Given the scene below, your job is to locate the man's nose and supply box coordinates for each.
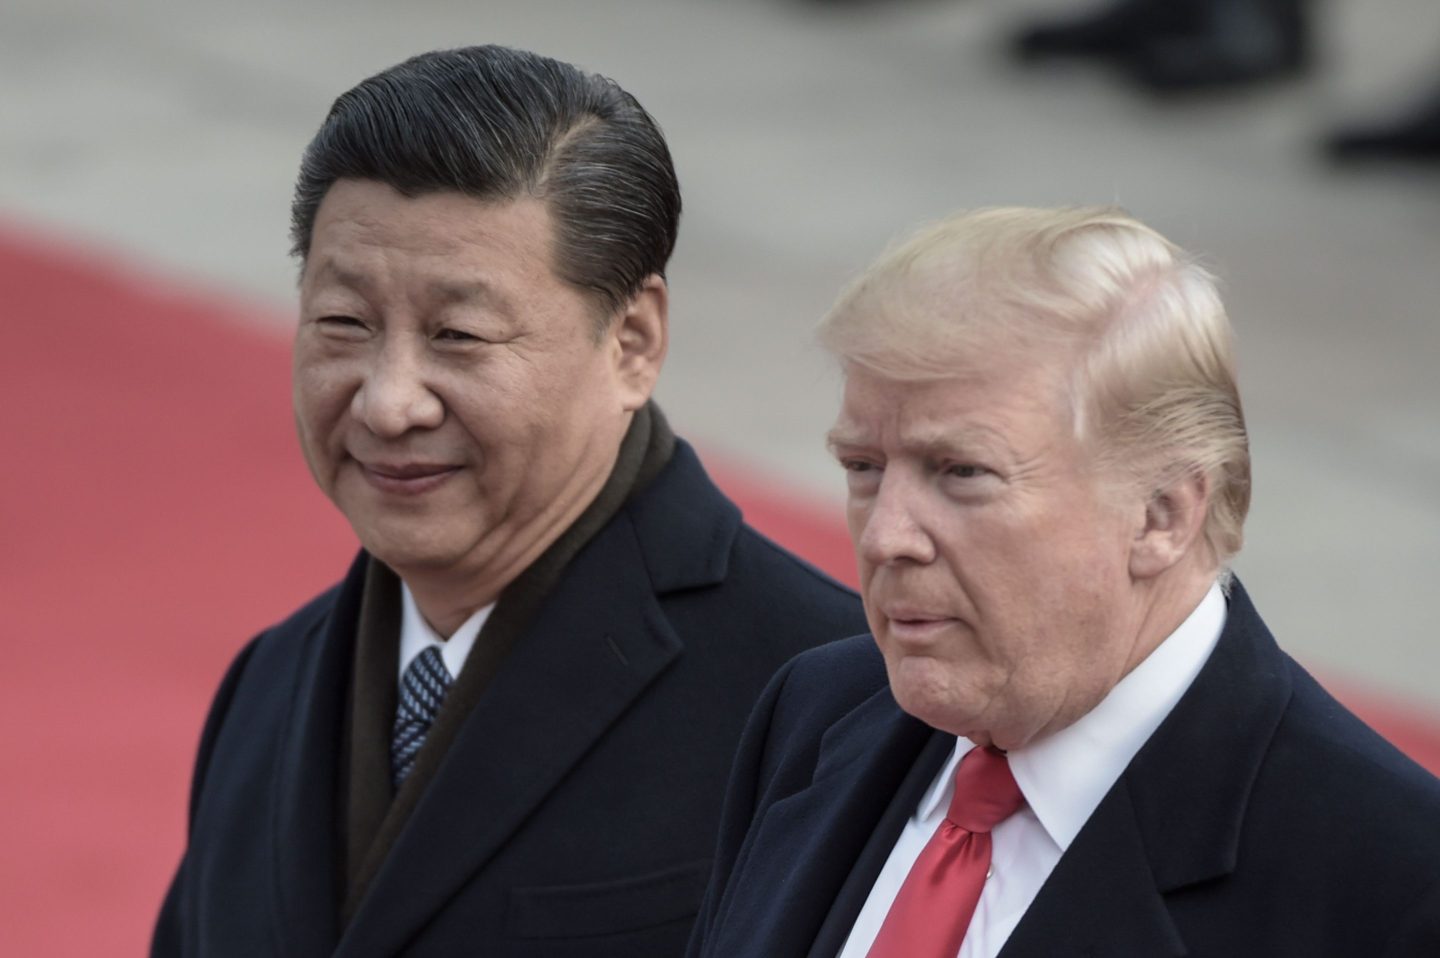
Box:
[856,472,936,567]
[351,344,444,438]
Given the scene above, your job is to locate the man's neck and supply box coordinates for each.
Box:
[394,402,671,637]
[1122,559,1220,680]
[402,456,619,637]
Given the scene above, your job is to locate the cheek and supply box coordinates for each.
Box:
[294,351,355,416]
[1006,568,1124,699]
[860,598,886,646]
[470,352,574,429]
[852,541,883,633]
[293,364,362,470]
[846,501,875,567]
[845,500,867,539]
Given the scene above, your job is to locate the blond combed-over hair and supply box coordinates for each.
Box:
[818,206,1251,564]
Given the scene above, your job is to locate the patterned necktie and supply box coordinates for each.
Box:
[391,645,453,788]
[866,746,1026,958]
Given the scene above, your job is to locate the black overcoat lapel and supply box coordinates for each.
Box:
[807,728,954,957]
[999,581,1293,957]
[269,552,369,955]
[332,501,713,956]
[998,784,1187,958]
[707,691,936,958]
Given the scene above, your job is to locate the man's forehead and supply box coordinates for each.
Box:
[308,182,552,257]
[300,185,560,309]
[303,256,370,289]
[829,364,1072,450]
[305,254,502,303]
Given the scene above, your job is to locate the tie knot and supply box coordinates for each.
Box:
[403,645,452,710]
[944,746,1024,834]
[392,645,454,788]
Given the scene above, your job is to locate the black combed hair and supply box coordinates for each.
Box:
[290,45,681,318]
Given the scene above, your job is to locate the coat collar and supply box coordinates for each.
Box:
[1126,580,1292,892]
[999,579,1293,957]
[707,579,1294,958]
[269,549,370,954]
[808,726,954,958]
[625,439,740,594]
[329,438,739,956]
[336,410,688,921]
[706,680,937,958]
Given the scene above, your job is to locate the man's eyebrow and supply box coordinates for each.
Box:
[825,426,866,451]
[305,263,515,315]
[307,259,371,294]
[826,424,1003,457]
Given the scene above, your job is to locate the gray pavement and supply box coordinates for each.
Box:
[3,0,1438,709]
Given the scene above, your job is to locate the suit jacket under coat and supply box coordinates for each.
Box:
[153,439,866,957]
[689,581,1440,957]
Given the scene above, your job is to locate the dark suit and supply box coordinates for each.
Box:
[154,439,865,957]
[690,581,1440,957]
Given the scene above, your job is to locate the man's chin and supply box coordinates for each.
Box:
[890,680,973,737]
[354,528,474,575]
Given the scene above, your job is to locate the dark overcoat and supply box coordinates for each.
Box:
[689,582,1440,957]
[154,440,866,957]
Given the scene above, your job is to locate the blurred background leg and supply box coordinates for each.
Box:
[1327,74,1440,161]
[1012,0,1312,91]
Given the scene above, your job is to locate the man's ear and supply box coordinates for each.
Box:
[608,273,669,411]
[1129,470,1211,580]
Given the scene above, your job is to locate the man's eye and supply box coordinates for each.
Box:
[316,315,367,335]
[841,460,884,494]
[946,464,985,479]
[435,328,481,343]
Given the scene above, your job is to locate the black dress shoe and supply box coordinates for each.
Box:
[1012,0,1310,92]
[1125,0,1309,91]
[1326,86,1440,163]
[1012,0,1202,61]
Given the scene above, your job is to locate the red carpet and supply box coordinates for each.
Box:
[3,224,1438,955]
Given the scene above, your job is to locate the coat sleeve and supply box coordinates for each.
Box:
[149,635,262,958]
[686,655,798,958]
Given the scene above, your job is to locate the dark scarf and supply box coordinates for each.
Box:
[339,402,676,922]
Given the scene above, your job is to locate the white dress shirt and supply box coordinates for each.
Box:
[397,584,494,687]
[838,582,1227,958]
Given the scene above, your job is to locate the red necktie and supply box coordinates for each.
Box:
[866,746,1025,958]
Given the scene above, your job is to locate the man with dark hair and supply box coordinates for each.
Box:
[153,45,864,957]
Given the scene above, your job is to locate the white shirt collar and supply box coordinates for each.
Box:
[397,583,494,685]
[915,581,1227,850]
[1010,581,1227,850]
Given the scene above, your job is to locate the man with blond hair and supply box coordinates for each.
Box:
[688,207,1440,957]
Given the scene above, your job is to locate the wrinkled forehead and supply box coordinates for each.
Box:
[823,272,1088,389]
[829,358,1079,452]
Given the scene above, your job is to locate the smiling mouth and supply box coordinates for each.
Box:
[357,461,461,495]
